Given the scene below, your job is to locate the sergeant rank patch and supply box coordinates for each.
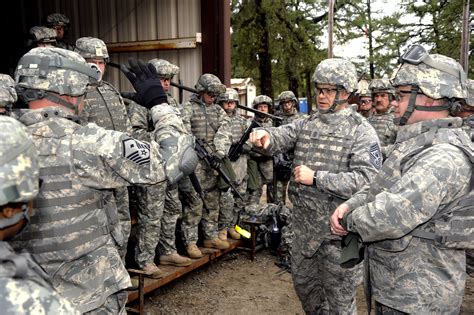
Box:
[369,143,382,168]
[122,138,151,165]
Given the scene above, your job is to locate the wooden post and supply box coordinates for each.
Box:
[328,0,334,58]
[460,0,470,71]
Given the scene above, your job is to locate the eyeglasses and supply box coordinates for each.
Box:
[315,87,338,96]
[360,99,372,104]
[400,44,462,79]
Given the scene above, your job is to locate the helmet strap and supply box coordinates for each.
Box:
[319,89,347,114]
[44,92,82,114]
[395,85,418,126]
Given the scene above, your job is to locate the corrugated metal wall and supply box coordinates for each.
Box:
[25,0,202,101]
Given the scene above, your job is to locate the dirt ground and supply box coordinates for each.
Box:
[142,249,474,314]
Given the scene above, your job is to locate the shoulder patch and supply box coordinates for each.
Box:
[122,138,151,165]
[369,142,382,169]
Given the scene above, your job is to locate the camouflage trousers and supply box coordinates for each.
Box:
[179,177,203,246]
[248,183,273,205]
[114,187,130,260]
[135,182,166,268]
[218,178,247,230]
[158,185,182,255]
[83,290,128,315]
[467,250,474,276]
[291,241,361,314]
[374,301,407,315]
[274,180,289,204]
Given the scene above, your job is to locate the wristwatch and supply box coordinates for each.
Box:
[313,173,317,186]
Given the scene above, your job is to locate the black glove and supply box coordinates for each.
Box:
[120,58,168,109]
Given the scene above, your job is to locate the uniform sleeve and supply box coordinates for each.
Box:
[213,106,233,154]
[263,118,307,154]
[71,124,166,189]
[314,121,381,199]
[346,144,472,242]
[181,101,193,134]
[150,103,190,142]
[126,99,151,141]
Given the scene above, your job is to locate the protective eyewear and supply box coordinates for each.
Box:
[400,44,463,80]
[359,99,372,104]
[315,87,338,96]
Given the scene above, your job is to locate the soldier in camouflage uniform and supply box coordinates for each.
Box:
[29,26,57,48]
[367,79,398,159]
[45,13,74,50]
[247,95,274,204]
[0,99,80,315]
[0,74,16,116]
[356,86,374,118]
[331,46,472,314]
[250,58,381,314]
[127,58,192,271]
[10,47,197,313]
[216,88,249,241]
[273,91,306,204]
[181,74,232,254]
[75,37,134,261]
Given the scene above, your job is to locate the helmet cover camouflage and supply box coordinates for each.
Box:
[252,95,273,108]
[276,91,297,104]
[0,116,39,206]
[15,47,99,98]
[391,53,467,99]
[369,78,395,95]
[217,88,239,105]
[312,58,358,93]
[465,79,474,107]
[0,74,17,108]
[194,73,226,94]
[149,58,179,79]
[29,26,57,44]
[46,13,70,27]
[75,37,109,62]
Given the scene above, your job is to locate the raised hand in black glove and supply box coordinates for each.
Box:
[120,91,141,104]
[120,58,168,109]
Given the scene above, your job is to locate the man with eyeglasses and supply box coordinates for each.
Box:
[368,79,398,159]
[330,46,473,314]
[356,87,374,118]
[181,74,233,257]
[250,58,381,314]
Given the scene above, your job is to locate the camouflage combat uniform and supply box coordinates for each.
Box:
[0,116,79,315]
[0,74,17,116]
[181,79,232,243]
[259,59,381,314]
[46,13,74,50]
[343,51,472,313]
[76,37,133,259]
[11,47,196,313]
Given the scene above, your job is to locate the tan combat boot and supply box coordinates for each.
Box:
[160,252,192,267]
[142,262,163,279]
[218,229,228,241]
[203,238,230,249]
[228,228,241,240]
[186,244,203,259]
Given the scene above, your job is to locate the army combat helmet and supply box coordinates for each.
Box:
[46,13,70,29]
[15,47,100,113]
[0,74,17,116]
[149,58,179,79]
[75,37,110,62]
[252,95,273,109]
[217,88,239,114]
[0,116,39,231]
[194,74,226,95]
[391,44,468,125]
[29,26,57,47]
[312,58,358,113]
[369,78,396,101]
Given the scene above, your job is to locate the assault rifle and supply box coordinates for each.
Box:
[194,138,244,200]
[228,120,261,162]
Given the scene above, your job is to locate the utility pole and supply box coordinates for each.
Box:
[460,0,470,71]
[367,0,375,79]
[328,0,334,58]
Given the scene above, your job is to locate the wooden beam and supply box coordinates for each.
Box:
[107,34,202,53]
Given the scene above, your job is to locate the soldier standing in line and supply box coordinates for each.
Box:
[216,88,249,241]
[273,91,306,204]
[250,58,381,314]
[331,46,472,314]
[0,74,16,116]
[0,99,80,315]
[367,79,398,158]
[75,37,133,261]
[247,95,274,204]
[28,26,57,48]
[45,13,74,50]
[181,74,232,255]
[356,87,374,118]
[10,47,197,313]
[127,58,192,275]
